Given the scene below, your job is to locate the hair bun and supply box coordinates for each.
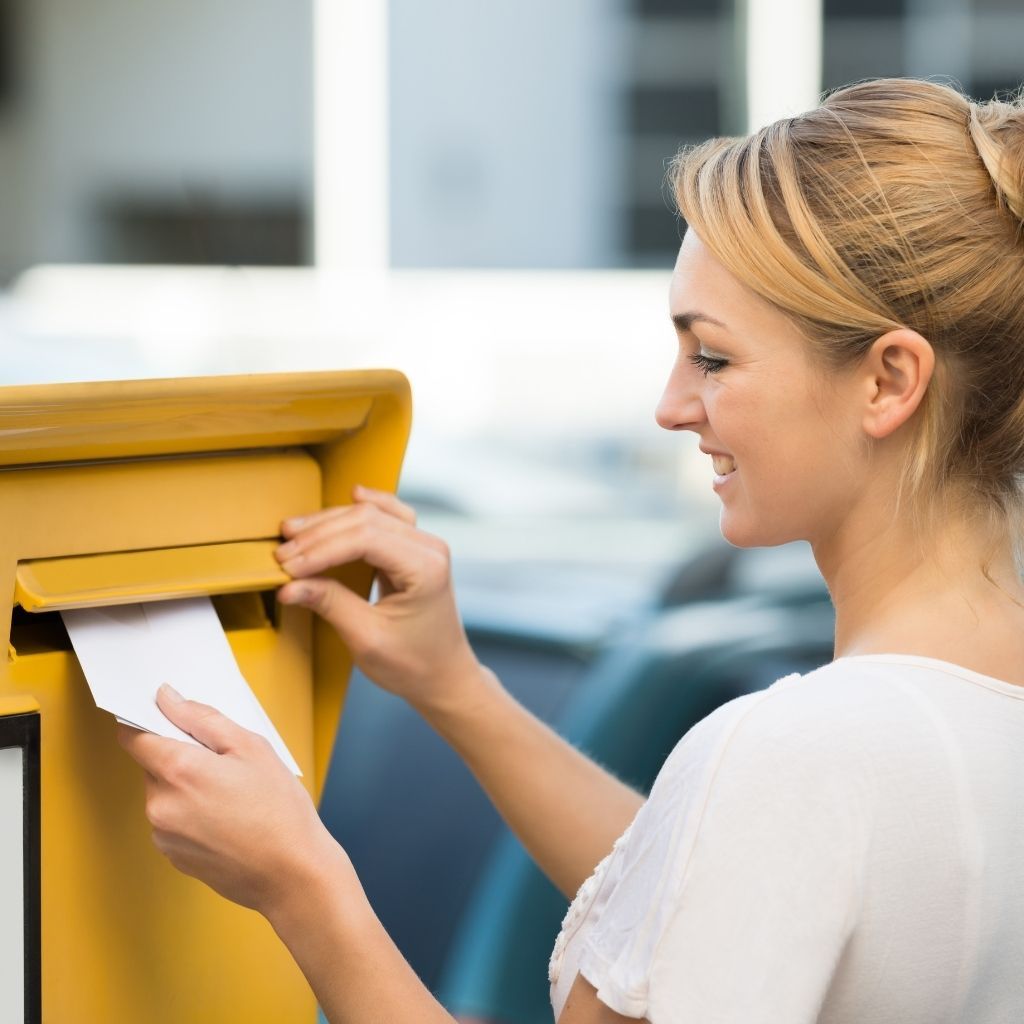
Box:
[968,96,1024,226]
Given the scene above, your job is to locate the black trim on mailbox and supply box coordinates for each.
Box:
[0,711,40,1024]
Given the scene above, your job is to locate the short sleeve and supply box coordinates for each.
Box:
[575,683,867,1023]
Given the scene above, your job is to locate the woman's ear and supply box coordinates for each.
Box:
[860,328,935,440]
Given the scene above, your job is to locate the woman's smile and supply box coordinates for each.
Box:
[710,453,736,474]
[711,461,738,490]
[701,448,738,489]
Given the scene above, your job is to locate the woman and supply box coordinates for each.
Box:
[120,78,1024,1023]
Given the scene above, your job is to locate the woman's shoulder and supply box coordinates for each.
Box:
[613,664,890,924]
[654,658,930,795]
[729,656,936,733]
[682,656,900,731]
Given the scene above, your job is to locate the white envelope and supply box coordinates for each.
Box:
[62,596,301,775]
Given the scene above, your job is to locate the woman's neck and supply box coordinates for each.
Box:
[814,505,1024,679]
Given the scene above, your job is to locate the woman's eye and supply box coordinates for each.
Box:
[688,352,729,376]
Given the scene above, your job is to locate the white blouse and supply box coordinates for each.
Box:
[549,656,1024,1022]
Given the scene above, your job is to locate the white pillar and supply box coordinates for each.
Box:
[745,0,823,131]
[313,0,390,271]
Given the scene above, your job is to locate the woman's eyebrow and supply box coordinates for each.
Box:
[671,311,729,333]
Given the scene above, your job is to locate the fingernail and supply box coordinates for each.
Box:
[159,683,184,703]
[284,516,306,530]
[286,584,311,603]
[280,556,304,577]
[276,540,297,558]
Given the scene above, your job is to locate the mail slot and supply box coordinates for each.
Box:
[0,370,411,1023]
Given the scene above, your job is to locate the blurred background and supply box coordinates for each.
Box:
[0,1,1019,1020]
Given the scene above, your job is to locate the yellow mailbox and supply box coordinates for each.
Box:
[0,369,411,1022]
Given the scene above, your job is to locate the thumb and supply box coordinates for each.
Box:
[156,684,245,755]
[278,577,371,643]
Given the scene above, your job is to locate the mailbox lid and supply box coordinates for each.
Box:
[0,370,407,467]
[15,540,289,612]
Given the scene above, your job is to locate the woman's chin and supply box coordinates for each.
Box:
[718,508,792,549]
[719,525,761,548]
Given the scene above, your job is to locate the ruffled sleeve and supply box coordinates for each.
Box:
[572,677,866,1023]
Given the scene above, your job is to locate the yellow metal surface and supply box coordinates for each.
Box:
[16,539,290,611]
[0,372,375,466]
[0,693,40,716]
[0,370,411,1023]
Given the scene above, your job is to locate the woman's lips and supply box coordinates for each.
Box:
[712,468,737,491]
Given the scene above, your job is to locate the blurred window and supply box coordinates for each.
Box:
[388,0,743,271]
[0,0,313,283]
[823,0,1024,99]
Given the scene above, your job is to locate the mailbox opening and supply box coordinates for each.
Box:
[9,590,278,659]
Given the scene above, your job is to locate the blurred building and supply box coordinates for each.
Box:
[388,0,1024,270]
[0,0,1020,285]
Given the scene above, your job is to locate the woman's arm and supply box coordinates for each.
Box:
[421,663,644,899]
[119,688,457,1024]
[119,689,637,1024]
[266,847,456,1024]
[274,872,640,1024]
[275,487,644,898]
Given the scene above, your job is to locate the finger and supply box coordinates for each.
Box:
[116,722,141,747]
[151,828,186,862]
[280,505,353,539]
[278,520,434,585]
[278,503,418,567]
[280,488,415,540]
[117,725,191,775]
[277,508,418,575]
[151,828,173,857]
[155,685,249,756]
[150,831,199,880]
[352,485,417,526]
[277,576,374,640]
[117,722,152,766]
[278,508,370,563]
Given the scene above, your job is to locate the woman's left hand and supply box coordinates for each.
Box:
[117,684,345,917]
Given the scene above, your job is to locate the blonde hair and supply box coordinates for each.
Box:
[670,78,1024,540]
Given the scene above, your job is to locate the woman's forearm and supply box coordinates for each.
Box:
[119,691,457,1022]
[267,665,643,1020]
[273,493,645,899]
[419,665,645,899]
[267,843,455,1024]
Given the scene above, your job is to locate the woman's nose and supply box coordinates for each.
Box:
[655,359,705,432]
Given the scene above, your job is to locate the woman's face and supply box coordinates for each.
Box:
[657,231,865,548]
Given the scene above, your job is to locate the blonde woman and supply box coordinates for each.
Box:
[121,78,1024,1023]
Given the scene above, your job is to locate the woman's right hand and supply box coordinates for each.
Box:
[275,485,484,716]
